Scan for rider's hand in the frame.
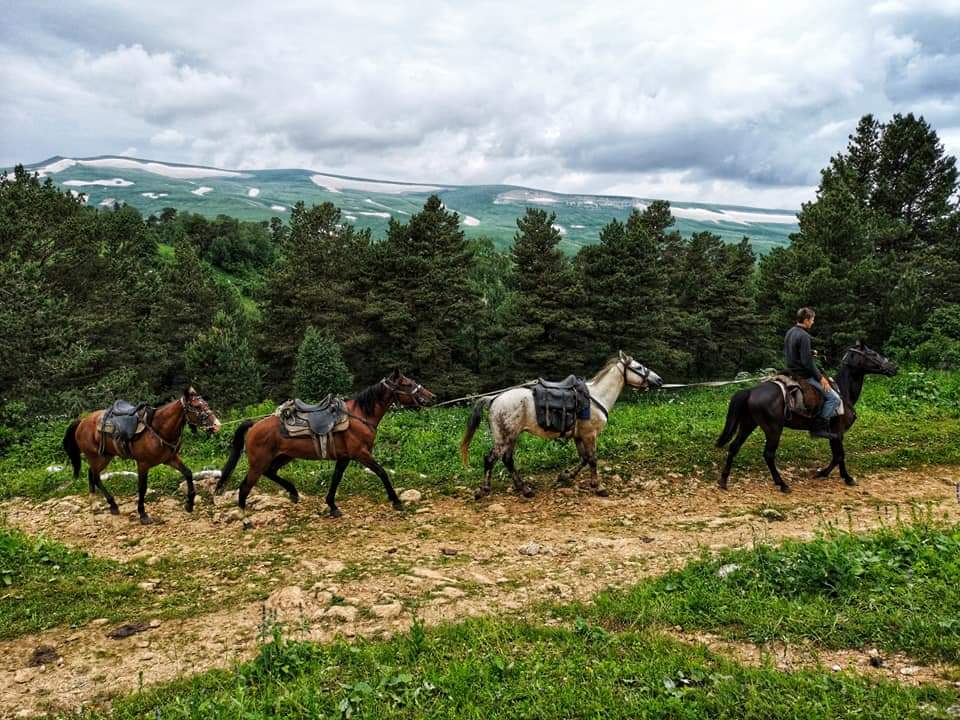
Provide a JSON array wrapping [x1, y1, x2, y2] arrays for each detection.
[[822, 377, 832, 391]]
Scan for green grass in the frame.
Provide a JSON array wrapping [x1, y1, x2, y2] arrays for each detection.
[[0, 526, 145, 639], [83, 621, 957, 720], [579, 517, 960, 664], [2, 369, 958, 502], [59, 521, 960, 719]]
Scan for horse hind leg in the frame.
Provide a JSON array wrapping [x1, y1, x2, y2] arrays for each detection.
[[503, 448, 534, 499], [761, 429, 789, 493], [475, 447, 501, 500], [265, 456, 299, 503], [816, 437, 841, 479], [719, 420, 756, 490]]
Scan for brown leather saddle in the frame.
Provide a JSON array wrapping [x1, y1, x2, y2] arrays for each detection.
[[768, 374, 822, 420], [99, 400, 150, 457], [276, 397, 350, 458]]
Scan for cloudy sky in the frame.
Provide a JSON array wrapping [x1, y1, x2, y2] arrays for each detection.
[[2, 1, 959, 208]]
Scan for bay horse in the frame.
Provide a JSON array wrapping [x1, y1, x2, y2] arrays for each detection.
[[716, 341, 897, 493], [216, 370, 435, 519], [62, 385, 222, 524], [460, 351, 663, 499]]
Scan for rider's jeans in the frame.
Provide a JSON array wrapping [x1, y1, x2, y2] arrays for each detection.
[[808, 377, 840, 418]]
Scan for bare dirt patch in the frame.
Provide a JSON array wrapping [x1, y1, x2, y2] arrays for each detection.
[[1, 465, 959, 717]]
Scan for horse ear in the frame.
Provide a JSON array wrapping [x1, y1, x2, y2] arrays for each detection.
[[857, 338, 865, 348], [391, 368, 401, 379], [618, 350, 627, 362]]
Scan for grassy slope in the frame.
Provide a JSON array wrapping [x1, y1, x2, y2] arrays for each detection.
[[3, 369, 958, 502], [85, 523, 960, 720]]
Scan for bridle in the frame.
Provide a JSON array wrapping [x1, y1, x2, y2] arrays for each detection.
[[182, 394, 217, 430], [381, 377, 428, 408], [621, 359, 651, 387]]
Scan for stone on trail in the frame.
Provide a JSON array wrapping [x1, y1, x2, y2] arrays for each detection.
[[518, 542, 541, 556], [265, 586, 305, 613], [108, 621, 152, 639], [487, 503, 507, 515], [440, 547, 458, 556], [399, 489, 422, 503], [412, 566, 455, 582], [325, 605, 357, 623], [371, 602, 403, 619], [437, 586, 466, 599]]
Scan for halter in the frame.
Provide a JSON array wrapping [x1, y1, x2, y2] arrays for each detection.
[[181, 395, 217, 429], [381, 377, 427, 408], [621, 359, 650, 386]]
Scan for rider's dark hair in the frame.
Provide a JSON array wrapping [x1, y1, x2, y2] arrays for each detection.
[[797, 307, 816, 323]]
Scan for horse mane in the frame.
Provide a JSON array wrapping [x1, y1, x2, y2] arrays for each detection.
[[352, 380, 386, 415], [590, 356, 621, 383]]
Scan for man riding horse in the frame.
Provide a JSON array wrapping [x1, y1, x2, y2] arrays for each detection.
[[784, 307, 840, 439]]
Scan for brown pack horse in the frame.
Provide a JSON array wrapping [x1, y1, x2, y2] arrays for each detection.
[[216, 370, 435, 518], [62, 386, 222, 524]]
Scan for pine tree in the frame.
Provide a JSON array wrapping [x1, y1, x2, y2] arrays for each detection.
[[184, 311, 263, 407], [259, 202, 371, 394], [293, 326, 353, 401], [499, 208, 592, 381], [364, 195, 480, 396], [576, 201, 688, 376]]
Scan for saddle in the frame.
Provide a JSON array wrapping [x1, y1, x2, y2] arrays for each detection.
[[276, 397, 351, 458], [769, 373, 842, 420], [531, 375, 591, 437], [99, 400, 149, 457]]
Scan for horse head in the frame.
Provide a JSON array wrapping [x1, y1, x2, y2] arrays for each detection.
[[843, 341, 898, 377], [382, 369, 436, 408], [182, 384, 222, 433], [618, 350, 663, 389]]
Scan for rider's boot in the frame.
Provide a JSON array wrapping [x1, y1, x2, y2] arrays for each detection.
[[809, 417, 838, 440]]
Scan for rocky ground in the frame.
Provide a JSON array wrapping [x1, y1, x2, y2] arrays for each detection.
[[1, 464, 959, 717]]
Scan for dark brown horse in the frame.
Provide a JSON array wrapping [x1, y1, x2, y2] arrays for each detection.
[[716, 342, 897, 493], [216, 370, 435, 518], [62, 385, 222, 523]]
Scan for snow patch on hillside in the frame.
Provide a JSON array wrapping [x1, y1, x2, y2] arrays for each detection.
[[247, 188, 260, 197], [63, 178, 133, 187], [270, 205, 287, 212], [75, 157, 244, 179], [311, 174, 446, 194], [358, 211, 391, 218], [141, 192, 168, 199], [552, 223, 567, 235], [191, 186, 214, 196]]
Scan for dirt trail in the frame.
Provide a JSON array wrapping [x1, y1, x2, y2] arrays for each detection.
[[1, 466, 959, 717]]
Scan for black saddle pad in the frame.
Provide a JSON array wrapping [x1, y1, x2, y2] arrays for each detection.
[[110, 399, 141, 416], [103, 400, 146, 440], [532, 377, 591, 435]]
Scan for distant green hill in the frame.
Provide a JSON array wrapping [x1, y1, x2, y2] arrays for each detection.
[[15, 156, 798, 253]]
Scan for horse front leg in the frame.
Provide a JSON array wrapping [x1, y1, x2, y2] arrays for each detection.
[[579, 436, 607, 497], [557, 438, 589, 486], [167, 456, 195, 512], [326, 458, 350, 518], [816, 437, 841, 479], [136, 461, 153, 524], [835, 435, 856, 486], [357, 453, 403, 511]]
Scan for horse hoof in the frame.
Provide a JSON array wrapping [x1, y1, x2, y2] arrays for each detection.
[[474, 489, 487, 501], [779, 484, 792, 494], [328, 506, 342, 519], [139, 514, 154, 525], [522, 487, 536, 499], [392, 500, 404, 512], [242, 519, 255, 531], [289, 493, 300, 504], [718, 479, 728, 491], [185, 501, 194, 513], [594, 486, 609, 497], [109, 505, 120, 515], [844, 477, 858, 486]]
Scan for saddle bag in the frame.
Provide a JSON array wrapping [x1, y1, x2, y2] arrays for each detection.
[[531, 376, 591, 436]]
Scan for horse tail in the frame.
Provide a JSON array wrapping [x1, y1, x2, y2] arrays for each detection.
[[63, 420, 82, 478], [219, 420, 253, 487], [716, 389, 750, 448], [460, 398, 491, 466]]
